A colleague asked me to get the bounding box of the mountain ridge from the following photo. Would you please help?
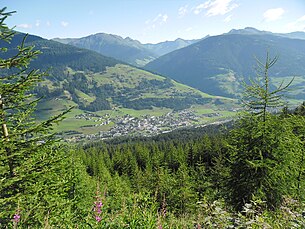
[52,27,305,69]
[227,27,305,40]
[52,33,201,66]
[145,29,305,99]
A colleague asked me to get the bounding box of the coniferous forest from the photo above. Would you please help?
[1,7,305,228]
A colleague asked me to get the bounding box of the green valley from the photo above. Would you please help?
[35,64,237,140]
[0,32,238,140]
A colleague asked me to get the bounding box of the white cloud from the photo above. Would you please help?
[61,21,69,27]
[46,21,51,27]
[152,14,166,23]
[224,14,232,23]
[185,27,193,32]
[194,0,238,16]
[263,8,284,22]
[17,24,32,29]
[179,5,188,17]
[35,20,40,27]
[194,4,205,15]
[146,13,168,30]
[286,15,305,31]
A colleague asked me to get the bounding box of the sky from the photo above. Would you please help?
[2,0,305,44]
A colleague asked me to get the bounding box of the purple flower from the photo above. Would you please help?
[13,214,20,223]
[95,215,102,222]
[93,199,103,222]
[94,201,103,208]
[93,184,104,223]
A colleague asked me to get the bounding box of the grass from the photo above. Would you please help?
[210,71,241,95]
[75,89,95,104]
[80,123,115,135]
[118,107,172,117]
[192,107,217,115]
[92,64,166,88]
[35,99,76,120]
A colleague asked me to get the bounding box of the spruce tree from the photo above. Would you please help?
[0,8,79,226]
[226,53,301,210]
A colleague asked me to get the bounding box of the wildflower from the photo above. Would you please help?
[12,203,21,225]
[95,215,102,222]
[93,182,103,223]
[13,213,20,223]
[94,201,103,214]
[94,199,103,222]
[95,201,103,208]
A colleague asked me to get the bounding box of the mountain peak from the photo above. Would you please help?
[244,27,260,31]
[227,27,271,35]
[174,38,184,42]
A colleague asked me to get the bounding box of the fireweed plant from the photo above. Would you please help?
[93,183,103,223]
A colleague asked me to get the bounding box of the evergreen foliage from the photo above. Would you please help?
[79,114,305,227]
[226,54,304,210]
[0,8,94,227]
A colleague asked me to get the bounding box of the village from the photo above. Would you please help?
[70,109,226,141]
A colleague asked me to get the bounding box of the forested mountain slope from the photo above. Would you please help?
[145,31,305,98]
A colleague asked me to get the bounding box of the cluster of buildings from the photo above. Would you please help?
[69,109,230,141]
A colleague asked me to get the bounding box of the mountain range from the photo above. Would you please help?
[53,27,305,70]
[53,34,199,66]
[145,28,305,99]
[227,27,305,40]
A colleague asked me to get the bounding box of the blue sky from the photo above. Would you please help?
[2,0,305,43]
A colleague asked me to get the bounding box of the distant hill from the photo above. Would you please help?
[227,27,305,40]
[1,33,121,78]
[53,33,200,66]
[145,29,305,99]
[53,33,157,66]
[279,31,305,40]
[226,27,273,35]
[143,38,201,56]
